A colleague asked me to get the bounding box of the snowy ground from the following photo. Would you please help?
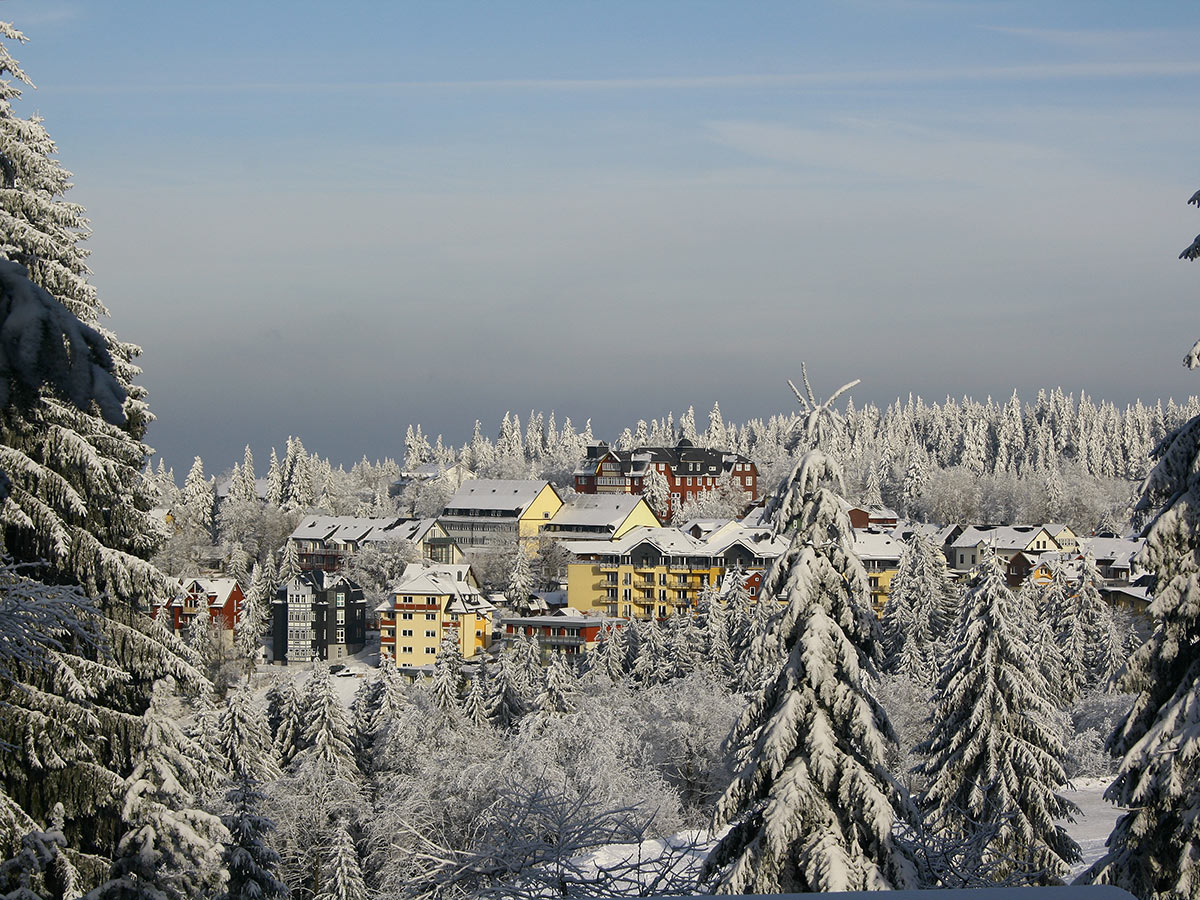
[1060,777,1122,877]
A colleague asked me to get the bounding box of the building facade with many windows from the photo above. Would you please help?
[272,570,367,665]
[378,563,495,665]
[573,439,757,518]
[563,522,787,619]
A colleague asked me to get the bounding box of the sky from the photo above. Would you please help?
[2,0,1199,472]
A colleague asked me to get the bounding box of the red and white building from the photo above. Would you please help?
[573,439,757,517]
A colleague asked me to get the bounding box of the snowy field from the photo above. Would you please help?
[1061,777,1122,877]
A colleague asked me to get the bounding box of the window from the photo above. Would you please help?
[336,592,345,607]
[401,612,413,620]
[336,610,345,624]
[401,646,412,654]
[425,613,436,620]
[425,629,437,638]
[425,647,437,655]
[335,628,345,642]
[401,629,413,637]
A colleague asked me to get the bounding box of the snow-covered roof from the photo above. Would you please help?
[443,479,557,514]
[562,523,787,563]
[738,504,773,528]
[177,577,241,607]
[501,612,616,629]
[949,525,1056,552]
[361,517,439,546]
[385,563,492,615]
[1079,536,1144,569]
[545,495,651,530]
[852,530,903,563]
[289,515,439,547]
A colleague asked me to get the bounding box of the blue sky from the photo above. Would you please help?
[2,0,1199,471]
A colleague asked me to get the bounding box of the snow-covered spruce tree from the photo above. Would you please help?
[0,25,208,875]
[297,667,359,783]
[234,566,269,668]
[88,684,229,900]
[277,540,302,587]
[314,818,365,900]
[703,594,737,687]
[505,542,534,607]
[534,651,576,724]
[215,681,280,785]
[1082,218,1200,898]
[1076,554,1124,692]
[487,648,531,731]
[215,774,288,900]
[270,678,306,768]
[644,465,670,521]
[0,801,82,900]
[631,616,669,687]
[1039,560,1088,705]
[430,635,464,712]
[702,451,916,894]
[462,660,491,727]
[733,578,783,694]
[916,547,1079,885]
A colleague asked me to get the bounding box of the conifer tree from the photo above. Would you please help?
[534,652,576,723]
[234,565,268,666]
[430,636,464,712]
[703,597,736,687]
[462,660,491,727]
[0,802,80,900]
[270,679,305,766]
[505,543,533,607]
[183,456,216,538]
[216,774,288,900]
[277,541,302,587]
[631,617,668,687]
[1042,561,1088,704]
[486,649,530,731]
[734,586,783,694]
[298,668,358,783]
[511,630,543,697]
[227,544,251,589]
[0,27,210,870]
[314,819,365,900]
[664,613,702,679]
[703,451,916,894]
[917,549,1079,884]
[1076,554,1122,692]
[90,686,228,900]
[1081,260,1200,896]
[643,467,671,520]
[216,682,280,785]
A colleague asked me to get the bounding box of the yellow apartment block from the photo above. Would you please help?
[378,563,495,665]
[563,522,788,619]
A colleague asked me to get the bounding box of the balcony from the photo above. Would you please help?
[543,634,585,646]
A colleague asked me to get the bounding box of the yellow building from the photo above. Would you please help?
[563,523,787,619]
[852,530,903,615]
[542,494,661,541]
[438,479,563,550]
[378,563,495,664]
